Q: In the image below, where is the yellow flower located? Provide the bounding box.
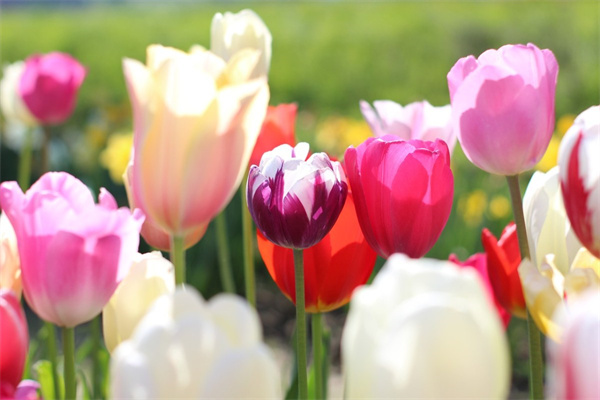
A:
[457,189,487,227]
[100,131,133,184]
[535,114,576,172]
[488,195,510,220]
[315,116,372,157]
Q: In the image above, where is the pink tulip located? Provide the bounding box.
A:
[360,100,456,154]
[344,136,454,258]
[558,105,600,258]
[447,43,558,175]
[0,172,143,327]
[247,143,347,249]
[19,52,86,125]
[0,290,28,398]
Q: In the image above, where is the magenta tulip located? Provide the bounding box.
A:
[247,142,348,249]
[344,136,454,258]
[0,290,28,398]
[0,172,143,327]
[360,100,456,154]
[558,105,600,258]
[18,52,86,125]
[447,43,558,175]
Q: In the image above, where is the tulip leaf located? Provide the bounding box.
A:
[77,367,92,400]
[75,337,94,362]
[33,360,63,400]
[285,326,299,400]
[307,319,331,399]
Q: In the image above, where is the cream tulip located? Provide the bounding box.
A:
[0,212,21,298]
[102,251,175,353]
[211,9,272,78]
[110,287,281,398]
[124,44,269,237]
[0,61,38,127]
[342,254,510,399]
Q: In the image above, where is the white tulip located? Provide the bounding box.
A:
[342,254,510,399]
[0,61,38,126]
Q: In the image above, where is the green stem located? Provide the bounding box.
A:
[41,125,51,174]
[62,327,76,400]
[17,128,33,190]
[45,322,61,400]
[241,180,256,307]
[170,235,186,285]
[294,249,308,399]
[506,174,544,400]
[215,211,236,293]
[91,316,101,399]
[312,313,324,400]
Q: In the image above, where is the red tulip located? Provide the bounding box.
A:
[0,290,28,398]
[257,191,376,313]
[344,136,454,258]
[249,103,297,168]
[449,253,511,328]
[481,223,526,318]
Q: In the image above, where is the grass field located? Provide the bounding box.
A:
[1,1,599,396]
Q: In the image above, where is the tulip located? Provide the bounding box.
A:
[249,103,297,168]
[523,167,582,275]
[344,136,453,258]
[0,290,28,398]
[0,172,143,327]
[257,191,376,313]
[247,142,348,249]
[482,222,526,318]
[558,105,600,258]
[447,43,558,175]
[102,251,175,353]
[0,61,38,126]
[211,9,272,79]
[110,287,281,398]
[123,161,207,251]
[360,99,456,154]
[449,253,511,328]
[342,254,510,398]
[546,290,600,399]
[124,44,269,237]
[18,52,86,125]
[0,212,21,298]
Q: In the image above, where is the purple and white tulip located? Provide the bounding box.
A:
[247,143,348,249]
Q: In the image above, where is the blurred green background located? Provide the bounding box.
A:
[1,1,599,397]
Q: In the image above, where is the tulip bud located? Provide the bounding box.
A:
[344,136,454,258]
[247,142,348,249]
[558,105,600,258]
[0,172,143,327]
[110,287,281,398]
[342,254,510,398]
[0,61,38,126]
[0,290,28,398]
[360,100,456,154]
[447,43,558,175]
[102,251,175,353]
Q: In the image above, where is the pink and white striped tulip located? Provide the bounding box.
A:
[558,105,600,258]
[0,172,143,327]
[360,100,456,154]
[447,43,558,175]
[247,143,348,249]
[344,136,454,258]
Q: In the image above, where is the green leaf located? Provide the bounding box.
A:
[33,360,63,400]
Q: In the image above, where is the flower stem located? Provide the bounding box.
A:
[170,235,186,285]
[62,327,76,400]
[17,128,33,190]
[506,174,544,400]
[41,125,51,174]
[215,210,236,293]
[91,316,102,399]
[44,322,61,400]
[293,249,308,399]
[241,181,256,307]
[312,313,324,400]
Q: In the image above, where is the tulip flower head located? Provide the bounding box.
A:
[558,105,600,258]
[0,61,38,127]
[342,254,510,398]
[257,190,376,313]
[0,172,144,327]
[0,290,28,398]
[344,136,454,258]
[0,212,21,298]
[447,43,558,175]
[360,99,456,154]
[110,287,281,398]
[247,142,348,249]
[18,52,86,125]
[124,44,269,237]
